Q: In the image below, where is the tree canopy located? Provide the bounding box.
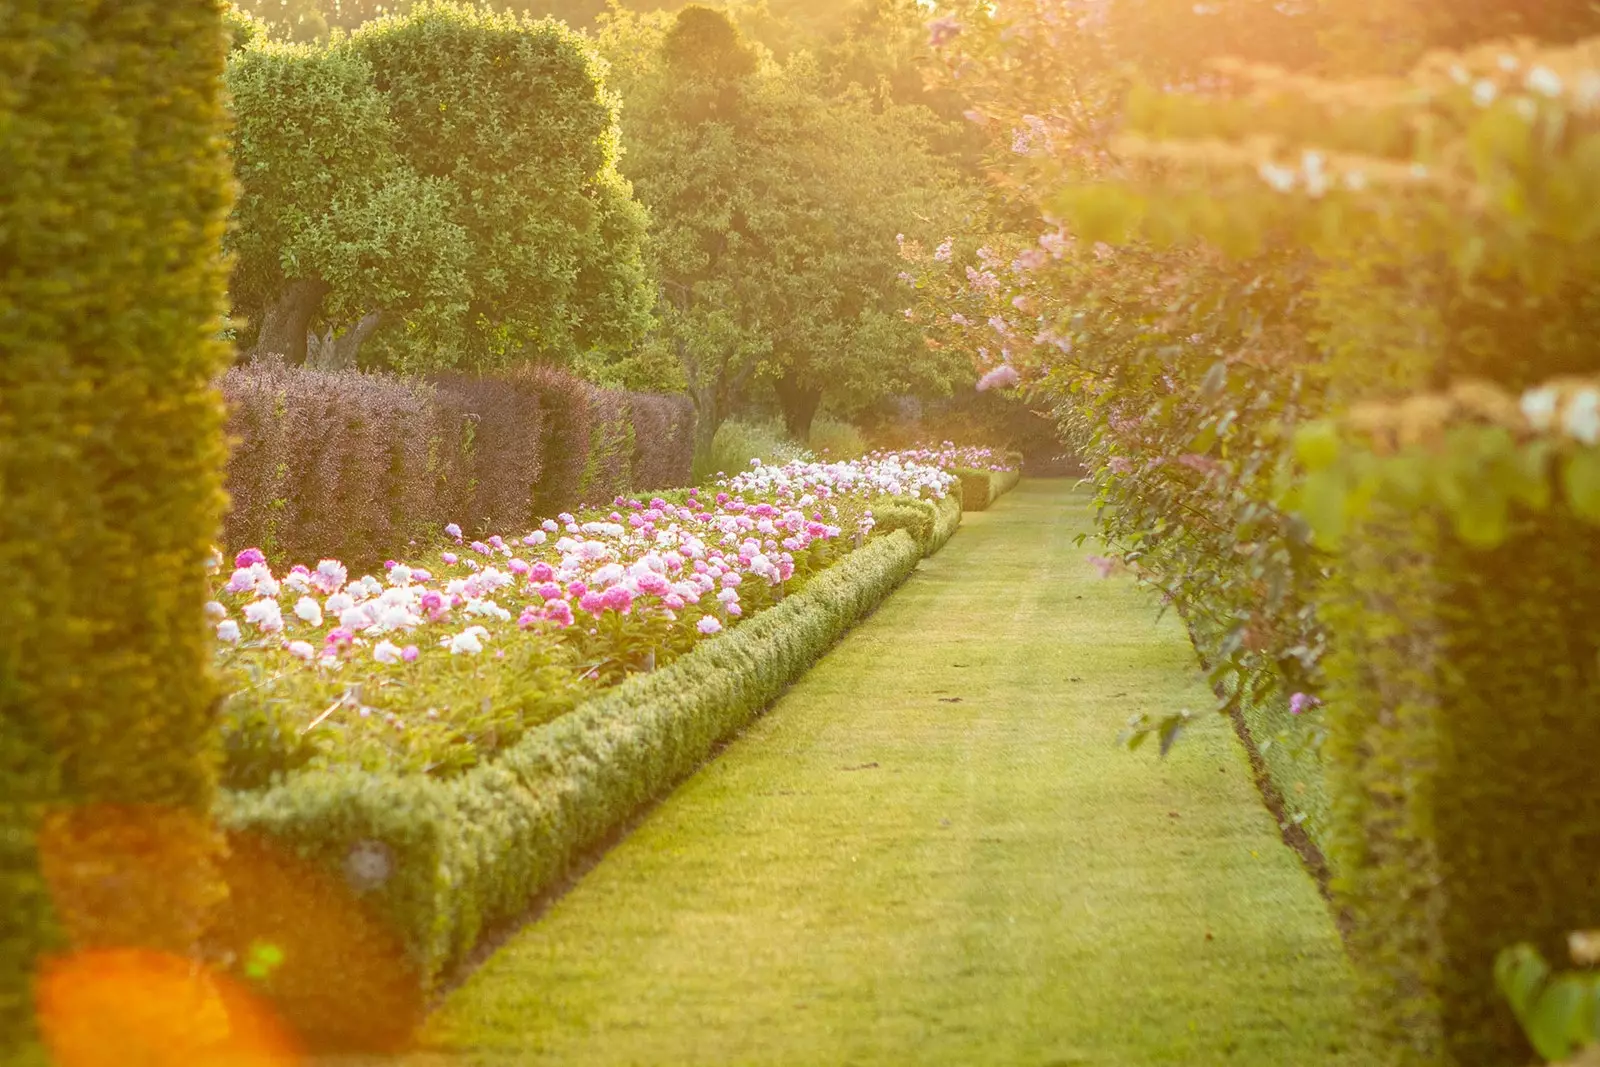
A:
[226,1,652,371]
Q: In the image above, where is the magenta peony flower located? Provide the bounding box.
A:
[529,561,555,583]
[567,580,588,598]
[543,600,574,628]
[579,590,606,615]
[537,582,564,601]
[234,548,267,569]
[601,586,634,615]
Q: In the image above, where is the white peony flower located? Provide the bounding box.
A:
[294,596,323,627]
[216,620,241,643]
[243,599,283,633]
[1563,389,1600,446]
[286,640,315,661]
[373,639,404,665]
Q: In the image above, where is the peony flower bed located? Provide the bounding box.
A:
[213,457,958,786]
[874,442,1020,473]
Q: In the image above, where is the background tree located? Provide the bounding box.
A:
[1,0,236,1055]
[227,1,653,371]
[600,4,974,456]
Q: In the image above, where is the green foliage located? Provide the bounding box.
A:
[1323,510,1600,1065]
[1497,942,1600,1063]
[699,418,812,482]
[598,5,975,459]
[0,0,235,1048]
[227,2,652,370]
[217,527,932,1048]
[808,415,867,459]
[951,467,1020,512]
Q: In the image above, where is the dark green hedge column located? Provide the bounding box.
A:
[0,0,234,1053]
[1324,511,1600,1066]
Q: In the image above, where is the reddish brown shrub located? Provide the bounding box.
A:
[220,359,439,569]
[628,393,695,491]
[430,373,549,536]
[219,361,698,564]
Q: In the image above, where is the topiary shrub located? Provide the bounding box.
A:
[1323,506,1600,1066]
[0,0,235,1052]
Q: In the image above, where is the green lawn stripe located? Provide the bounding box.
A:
[413,480,1366,1067]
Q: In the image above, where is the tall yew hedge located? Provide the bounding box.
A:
[0,0,234,1052]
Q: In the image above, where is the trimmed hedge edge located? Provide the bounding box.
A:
[953,468,1021,512]
[215,522,946,1050]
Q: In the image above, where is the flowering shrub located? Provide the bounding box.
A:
[214,455,962,785]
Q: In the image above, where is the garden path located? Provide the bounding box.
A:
[404,480,1364,1066]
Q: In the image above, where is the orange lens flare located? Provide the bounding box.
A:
[35,948,302,1067]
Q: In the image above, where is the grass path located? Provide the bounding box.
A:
[413,480,1364,1066]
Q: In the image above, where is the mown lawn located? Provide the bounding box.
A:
[395,480,1366,1066]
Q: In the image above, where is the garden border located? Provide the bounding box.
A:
[217,496,965,1049]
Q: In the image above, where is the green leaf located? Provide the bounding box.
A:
[1562,449,1600,524]
[1294,421,1341,472]
[1451,484,1510,549]
[1496,943,1551,1017]
[1525,976,1594,1062]
[1297,468,1349,549]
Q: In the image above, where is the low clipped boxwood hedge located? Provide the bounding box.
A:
[1323,511,1600,1067]
[215,525,936,1050]
[868,494,962,556]
[952,467,1022,512]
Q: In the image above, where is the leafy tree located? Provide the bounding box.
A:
[601,4,971,454]
[227,1,653,371]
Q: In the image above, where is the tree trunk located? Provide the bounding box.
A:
[691,385,722,481]
[776,378,823,444]
[306,310,384,372]
[250,278,330,364]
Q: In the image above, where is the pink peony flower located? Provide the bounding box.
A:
[401,645,420,663]
[579,591,606,615]
[697,616,723,635]
[441,551,459,565]
[567,580,588,598]
[601,586,634,615]
[543,600,575,628]
[529,561,554,582]
[444,522,463,540]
